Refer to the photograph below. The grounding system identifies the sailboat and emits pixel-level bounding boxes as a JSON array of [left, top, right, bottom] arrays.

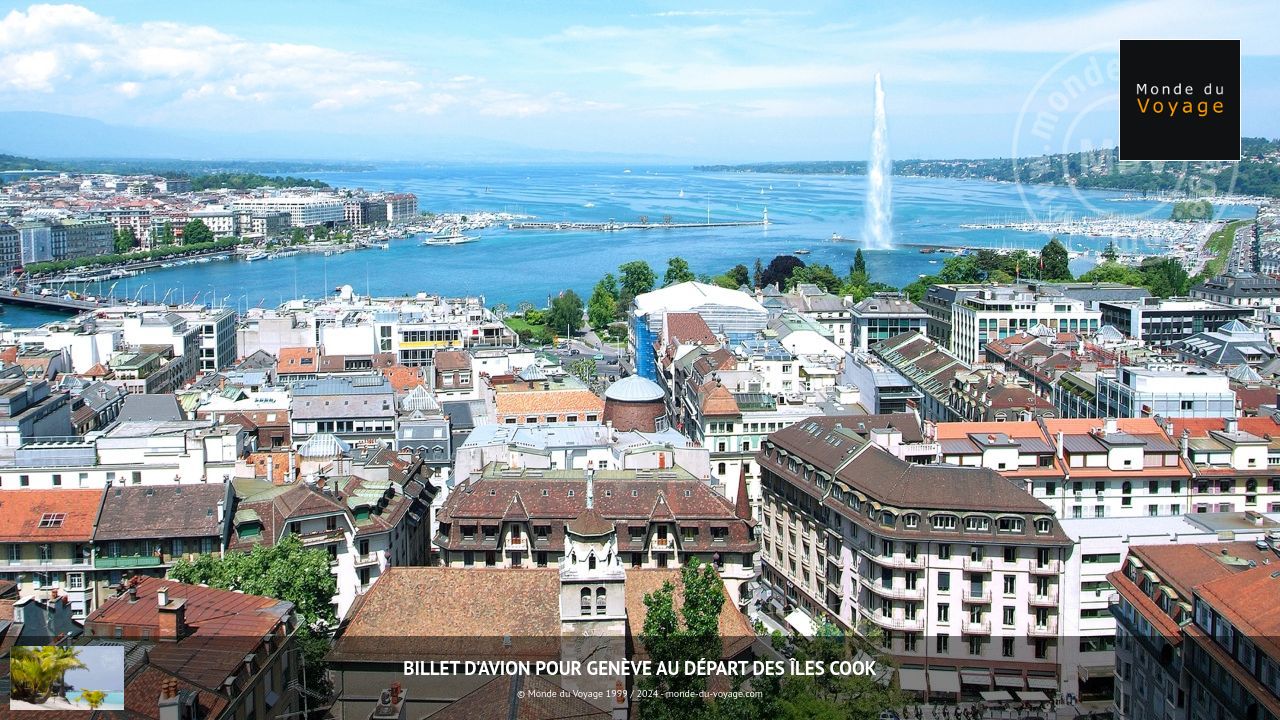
[[679, 189, 685, 198]]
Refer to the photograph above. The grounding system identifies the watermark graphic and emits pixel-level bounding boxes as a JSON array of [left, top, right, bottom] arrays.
[[1011, 42, 1240, 242]]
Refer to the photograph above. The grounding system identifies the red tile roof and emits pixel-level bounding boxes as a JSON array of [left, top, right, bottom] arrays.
[[1169, 416, 1280, 438], [433, 350, 472, 371], [276, 347, 317, 374], [380, 365, 425, 394], [0, 489, 102, 542], [665, 312, 718, 346]]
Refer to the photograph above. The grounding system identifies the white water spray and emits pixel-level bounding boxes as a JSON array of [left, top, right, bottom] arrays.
[[863, 73, 893, 250]]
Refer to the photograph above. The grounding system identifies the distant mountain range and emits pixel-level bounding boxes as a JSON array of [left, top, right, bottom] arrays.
[[0, 111, 676, 166], [696, 138, 1280, 197]]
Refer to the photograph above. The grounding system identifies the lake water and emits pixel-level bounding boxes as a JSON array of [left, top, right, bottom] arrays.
[[4, 165, 1254, 327]]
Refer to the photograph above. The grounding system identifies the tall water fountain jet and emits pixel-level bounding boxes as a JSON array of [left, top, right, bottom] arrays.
[[863, 73, 893, 250]]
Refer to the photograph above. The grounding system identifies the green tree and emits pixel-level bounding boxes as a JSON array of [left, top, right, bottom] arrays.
[[78, 690, 108, 711], [182, 219, 214, 246], [619, 260, 657, 298], [789, 263, 842, 293], [752, 258, 764, 288], [853, 249, 867, 276], [664, 256, 696, 286], [290, 227, 307, 245], [637, 558, 725, 720], [724, 264, 750, 288], [313, 225, 330, 241], [9, 646, 87, 704], [588, 276, 619, 329], [1102, 240, 1119, 262], [158, 222, 176, 246], [1039, 238, 1072, 280], [759, 255, 805, 289], [113, 228, 136, 254], [567, 357, 597, 385], [169, 534, 337, 701], [545, 289, 585, 337], [1140, 257, 1191, 297], [770, 623, 906, 720]]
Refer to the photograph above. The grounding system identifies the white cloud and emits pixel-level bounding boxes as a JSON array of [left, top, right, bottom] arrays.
[[0, 3, 605, 128]]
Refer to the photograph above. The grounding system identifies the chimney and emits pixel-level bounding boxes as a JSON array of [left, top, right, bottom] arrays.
[[1180, 429, 1190, 459], [157, 593, 187, 642], [216, 498, 225, 524], [1225, 417, 1239, 434], [128, 586, 138, 603], [370, 683, 408, 720], [158, 679, 183, 720], [157, 586, 168, 607], [1055, 430, 1064, 460], [585, 464, 595, 509]]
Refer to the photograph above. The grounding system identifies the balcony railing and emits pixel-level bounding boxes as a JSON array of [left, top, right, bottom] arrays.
[[1030, 560, 1062, 575], [96, 555, 164, 569], [869, 613, 924, 631], [5, 558, 93, 569], [1029, 592, 1059, 607], [353, 552, 381, 567], [963, 589, 992, 603], [963, 557, 993, 571], [865, 579, 925, 601], [1028, 618, 1059, 636], [962, 619, 992, 634], [652, 537, 674, 551]]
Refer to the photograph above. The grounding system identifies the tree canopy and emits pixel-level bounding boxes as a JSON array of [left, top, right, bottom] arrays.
[[1039, 238, 1072, 281], [664, 256, 696, 286], [181, 218, 214, 246], [619, 260, 657, 299], [546, 289, 585, 336], [758, 255, 806, 290], [588, 274, 620, 329]]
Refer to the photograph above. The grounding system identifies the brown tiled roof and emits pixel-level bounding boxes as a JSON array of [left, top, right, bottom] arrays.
[[429, 674, 609, 720], [83, 362, 112, 378], [124, 664, 230, 720], [0, 489, 102, 542], [276, 346, 317, 374], [330, 566, 756, 665], [495, 390, 604, 418], [329, 567, 563, 662], [665, 312, 718, 346], [380, 365, 425, 393], [1129, 542, 1269, 600], [434, 350, 472, 371], [94, 484, 225, 542], [698, 381, 739, 416], [86, 576, 292, 690], [1170, 416, 1280, 438], [1195, 564, 1280, 660], [566, 507, 613, 536]]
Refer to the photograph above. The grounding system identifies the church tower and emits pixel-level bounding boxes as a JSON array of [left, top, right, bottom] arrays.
[[558, 466, 628, 720]]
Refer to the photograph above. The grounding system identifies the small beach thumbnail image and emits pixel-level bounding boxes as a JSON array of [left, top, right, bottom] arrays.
[[8, 645, 125, 712]]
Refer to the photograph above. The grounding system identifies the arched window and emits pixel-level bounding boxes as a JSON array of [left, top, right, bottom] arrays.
[[1122, 482, 1132, 494], [596, 588, 607, 615], [588, 553, 597, 571], [580, 587, 591, 615]]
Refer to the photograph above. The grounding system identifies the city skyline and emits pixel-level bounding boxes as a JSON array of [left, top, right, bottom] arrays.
[[1, 1, 1279, 162]]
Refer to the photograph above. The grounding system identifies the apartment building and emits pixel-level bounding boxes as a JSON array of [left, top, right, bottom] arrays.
[[384, 193, 419, 223], [0, 365, 74, 462], [850, 293, 929, 352], [0, 489, 100, 617], [872, 331, 970, 422], [433, 464, 759, 605], [1191, 270, 1280, 317], [228, 449, 435, 618], [1099, 297, 1252, 346], [759, 416, 1073, 698], [0, 222, 21, 272], [631, 281, 769, 381], [230, 195, 345, 227], [83, 577, 301, 720], [950, 285, 1101, 364], [0, 417, 244, 489], [289, 375, 397, 446], [773, 283, 855, 351], [1169, 416, 1280, 514], [1109, 541, 1280, 720]]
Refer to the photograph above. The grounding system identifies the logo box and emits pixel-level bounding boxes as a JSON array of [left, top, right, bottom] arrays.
[[1119, 39, 1240, 161]]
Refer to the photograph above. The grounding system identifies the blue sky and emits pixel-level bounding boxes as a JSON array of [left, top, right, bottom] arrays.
[[60, 646, 124, 693], [0, 1, 1277, 161]]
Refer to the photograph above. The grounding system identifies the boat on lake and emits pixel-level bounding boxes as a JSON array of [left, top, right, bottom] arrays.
[[244, 251, 268, 262], [424, 229, 479, 246]]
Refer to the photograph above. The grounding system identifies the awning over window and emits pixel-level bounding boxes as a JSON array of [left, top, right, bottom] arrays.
[[961, 669, 991, 686], [1026, 677, 1059, 690], [928, 668, 961, 694], [897, 666, 927, 692], [994, 674, 1023, 688], [1078, 664, 1115, 681], [1017, 690, 1050, 702], [784, 609, 815, 638], [980, 690, 1013, 702]]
